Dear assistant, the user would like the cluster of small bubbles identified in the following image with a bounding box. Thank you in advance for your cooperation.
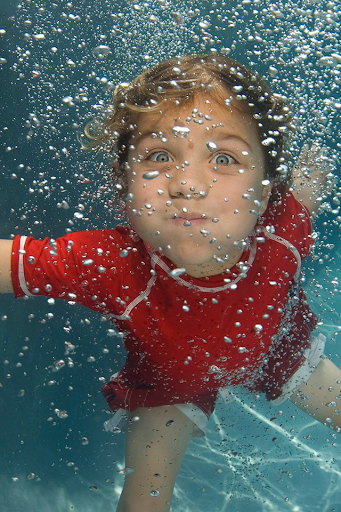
[54,409,68,419]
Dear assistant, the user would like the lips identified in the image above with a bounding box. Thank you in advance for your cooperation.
[171,212,208,220]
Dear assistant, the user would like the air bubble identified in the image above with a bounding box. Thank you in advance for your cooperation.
[33,33,46,40]
[199,20,210,29]
[52,360,65,372]
[150,490,161,497]
[168,268,186,277]
[172,66,181,74]
[142,170,160,180]
[317,55,341,67]
[55,409,68,419]
[206,141,217,152]
[208,365,222,374]
[200,229,211,237]
[171,12,184,24]
[82,259,94,266]
[262,137,276,146]
[172,126,190,138]
[92,45,111,58]
[118,467,135,476]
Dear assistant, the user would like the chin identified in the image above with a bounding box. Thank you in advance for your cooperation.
[165,249,216,268]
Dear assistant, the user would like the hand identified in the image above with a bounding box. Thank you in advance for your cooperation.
[291,143,335,214]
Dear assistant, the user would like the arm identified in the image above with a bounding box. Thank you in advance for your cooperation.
[0,240,14,293]
[290,358,341,432]
[291,144,335,215]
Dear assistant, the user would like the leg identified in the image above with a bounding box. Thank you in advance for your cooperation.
[291,357,341,431]
[116,405,195,512]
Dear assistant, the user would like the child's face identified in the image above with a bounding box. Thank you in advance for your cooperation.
[125,94,271,278]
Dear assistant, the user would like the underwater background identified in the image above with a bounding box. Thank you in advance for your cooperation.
[1,0,341,510]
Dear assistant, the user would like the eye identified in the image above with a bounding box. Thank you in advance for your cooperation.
[147,151,172,163]
[212,153,236,165]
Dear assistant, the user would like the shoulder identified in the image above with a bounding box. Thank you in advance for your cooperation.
[261,190,313,258]
[12,226,145,276]
[48,226,143,256]
[63,226,140,246]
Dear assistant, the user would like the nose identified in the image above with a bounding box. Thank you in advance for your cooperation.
[168,168,209,200]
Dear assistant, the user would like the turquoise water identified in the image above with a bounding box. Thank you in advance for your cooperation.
[1,0,341,510]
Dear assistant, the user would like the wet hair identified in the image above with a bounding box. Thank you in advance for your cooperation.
[85,54,294,197]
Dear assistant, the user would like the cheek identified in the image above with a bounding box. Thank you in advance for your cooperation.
[127,182,165,218]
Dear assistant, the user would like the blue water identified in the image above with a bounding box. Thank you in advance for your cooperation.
[1,0,341,510]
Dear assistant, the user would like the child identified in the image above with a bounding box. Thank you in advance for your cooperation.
[0,54,339,512]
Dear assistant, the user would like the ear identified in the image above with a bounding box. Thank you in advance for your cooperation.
[259,182,272,214]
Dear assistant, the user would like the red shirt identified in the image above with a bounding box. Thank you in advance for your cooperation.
[11,191,316,413]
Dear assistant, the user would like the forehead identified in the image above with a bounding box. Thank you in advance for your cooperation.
[132,93,259,143]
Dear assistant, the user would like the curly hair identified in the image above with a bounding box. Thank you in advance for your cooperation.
[85,54,294,197]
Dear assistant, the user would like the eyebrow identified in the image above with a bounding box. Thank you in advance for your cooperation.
[133,132,160,146]
[134,130,253,152]
[210,132,253,151]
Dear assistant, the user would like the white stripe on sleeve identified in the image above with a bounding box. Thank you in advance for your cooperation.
[18,236,33,297]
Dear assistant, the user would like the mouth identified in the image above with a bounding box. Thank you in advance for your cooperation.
[169,212,210,226]
[170,212,209,220]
